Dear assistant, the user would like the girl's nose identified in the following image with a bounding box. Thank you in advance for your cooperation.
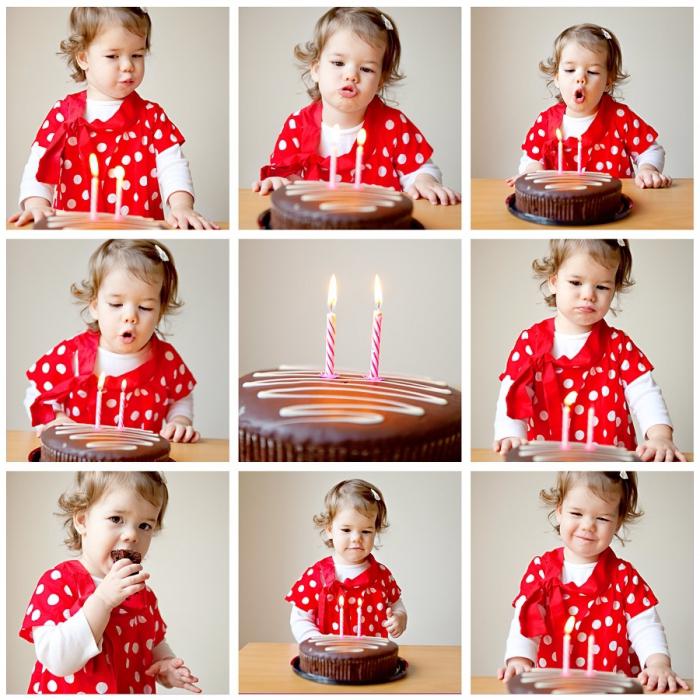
[121,307,137,324]
[344,66,359,82]
[120,57,135,72]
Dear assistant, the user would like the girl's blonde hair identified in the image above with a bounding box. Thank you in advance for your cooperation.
[540,471,642,544]
[532,239,634,310]
[57,471,168,551]
[71,239,182,333]
[539,24,628,101]
[313,479,389,549]
[59,7,152,83]
[295,7,403,102]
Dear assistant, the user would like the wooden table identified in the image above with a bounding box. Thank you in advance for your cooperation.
[471,178,693,229]
[239,642,461,693]
[6,220,229,230]
[471,448,693,462]
[472,676,693,694]
[239,188,462,230]
[7,430,229,462]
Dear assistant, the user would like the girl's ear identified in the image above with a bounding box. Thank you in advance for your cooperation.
[554,504,562,526]
[76,51,89,71]
[88,298,99,321]
[73,510,87,537]
[310,61,320,83]
[547,274,558,296]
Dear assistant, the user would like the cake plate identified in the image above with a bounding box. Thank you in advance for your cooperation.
[505,193,632,226]
[257,210,424,230]
[290,656,408,685]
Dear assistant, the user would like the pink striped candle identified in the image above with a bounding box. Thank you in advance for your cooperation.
[328,124,340,189]
[89,154,99,220]
[354,128,367,189]
[562,615,575,675]
[322,275,338,378]
[357,598,363,636]
[367,275,383,380]
[339,595,345,636]
[556,128,563,174]
[112,165,125,219]
[94,372,106,428]
[117,379,127,429]
[577,136,583,174]
[586,633,595,675]
[586,406,595,448]
[561,391,577,449]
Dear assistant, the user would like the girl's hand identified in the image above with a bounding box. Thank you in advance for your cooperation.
[382,607,407,638]
[252,176,293,195]
[166,206,219,230]
[493,437,528,454]
[9,197,54,227]
[497,656,533,682]
[406,174,461,205]
[635,165,672,189]
[145,656,202,693]
[636,425,686,462]
[161,418,200,443]
[93,558,149,610]
[638,655,689,693]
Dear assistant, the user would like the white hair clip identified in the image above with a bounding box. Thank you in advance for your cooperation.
[371,488,381,501]
[617,239,626,247]
[154,244,169,262]
[602,28,612,40]
[619,471,628,480]
[381,14,393,31]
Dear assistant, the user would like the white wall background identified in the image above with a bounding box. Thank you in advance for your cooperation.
[240,239,461,389]
[6,471,229,694]
[240,7,461,191]
[472,7,693,178]
[239,471,461,647]
[471,471,693,678]
[7,239,229,439]
[471,239,693,453]
[6,7,229,222]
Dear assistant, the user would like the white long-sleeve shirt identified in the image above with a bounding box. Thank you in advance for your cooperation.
[504,559,670,669]
[494,328,672,441]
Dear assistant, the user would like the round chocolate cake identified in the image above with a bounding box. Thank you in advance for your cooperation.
[33,212,167,230]
[40,424,170,462]
[269,181,413,229]
[514,171,623,224]
[299,636,399,684]
[505,441,640,462]
[239,368,461,461]
[507,669,642,694]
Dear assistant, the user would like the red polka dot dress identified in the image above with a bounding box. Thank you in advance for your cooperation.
[501,318,652,450]
[514,547,657,676]
[20,559,167,694]
[260,96,433,190]
[285,555,401,637]
[32,91,185,218]
[26,330,196,431]
[522,94,658,177]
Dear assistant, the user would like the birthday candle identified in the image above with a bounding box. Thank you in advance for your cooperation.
[328,124,340,189]
[556,128,563,174]
[586,407,595,448]
[577,136,583,174]
[357,598,363,637]
[562,615,575,675]
[561,391,577,449]
[354,128,367,188]
[339,595,345,636]
[89,154,99,220]
[113,165,125,218]
[587,634,595,675]
[367,275,383,380]
[117,379,127,429]
[322,275,337,378]
[94,372,106,428]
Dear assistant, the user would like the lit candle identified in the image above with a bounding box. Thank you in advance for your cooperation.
[94,372,106,429]
[357,598,363,637]
[577,136,583,174]
[367,275,383,380]
[328,124,340,189]
[117,379,127,429]
[354,128,367,189]
[587,634,595,675]
[556,128,563,174]
[73,350,79,377]
[562,615,575,675]
[339,595,345,637]
[112,165,125,218]
[586,406,595,448]
[89,154,99,220]
[322,274,337,378]
[561,391,577,449]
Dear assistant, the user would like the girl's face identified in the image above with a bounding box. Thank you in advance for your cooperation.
[77,24,146,101]
[75,485,161,577]
[556,485,621,564]
[310,27,385,128]
[548,251,617,334]
[326,506,377,566]
[555,40,611,117]
[89,266,163,355]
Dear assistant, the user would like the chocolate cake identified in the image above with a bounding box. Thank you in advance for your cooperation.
[513,171,623,225]
[505,441,640,462]
[40,424,170,462]
[110,549,142,566]
[33,212,168,229]
[507,669,642,694]
[239,368,461,461]
[269,181,413,229]
[299,636,399,683]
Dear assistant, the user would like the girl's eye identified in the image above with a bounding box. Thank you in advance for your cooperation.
[139,306,153,312]
[109,516,122,524]
[597,517,610,522]
[564,69,575,73]
[596,285,610,291]
[568,280,582,286]
[361,67,375,73]
[109,303,123,308]
[588,71,600,75]
[139,523,152,531]
[570,511,582,517]
[341,528,351,533]
[331,60,344,67]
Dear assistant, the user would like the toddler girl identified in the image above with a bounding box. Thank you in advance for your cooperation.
[493,239,684,462]
[498,472,688,693]
[509,24,670,189]
[10,7,217,229]
[254,7,460,205]
[285,479,407,641]
[20,471,201,694]
[26,239,199,443]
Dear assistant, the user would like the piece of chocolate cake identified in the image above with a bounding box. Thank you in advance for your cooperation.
[110,549,142,566]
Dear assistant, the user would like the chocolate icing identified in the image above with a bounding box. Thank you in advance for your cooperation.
[110,549,142,565]
[505,441,640,462]
[270,181,413,229]
[507,669,643,694]
[239,368,461,461]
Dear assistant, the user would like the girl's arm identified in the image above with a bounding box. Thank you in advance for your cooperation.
[165,190,218,230]
[493,376,528,453]
[290,604,321,642]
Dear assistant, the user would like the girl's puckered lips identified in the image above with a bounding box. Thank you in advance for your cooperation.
[339,84,358,98]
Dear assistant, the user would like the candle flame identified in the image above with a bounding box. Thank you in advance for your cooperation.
[358,598,363,606]
[327,274,337,311]
[339,595,344,606]
[556,128,563,141]
[374,274,382,308]
[121,379,127,391]
[564,615,575,635]
[112,165,125,182]
[89,153,99,178]
[97,372,106,391]
[563,390,578,408]
[357,128,367,147]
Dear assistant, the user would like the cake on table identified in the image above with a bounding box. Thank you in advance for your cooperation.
[39,424,171,462]
[298,635,400,684]
[239,368,461,461]
[512,171,624,225]
[507,669,642,694]
[268,181,414,229]
[505,441,640,462]
[33,212,168,230]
